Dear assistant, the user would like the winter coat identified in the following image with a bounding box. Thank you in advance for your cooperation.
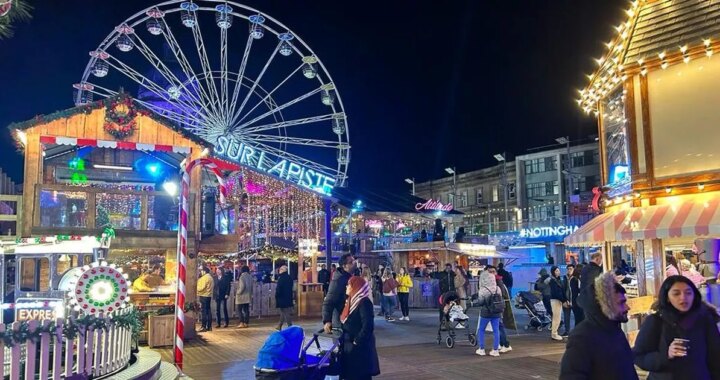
[397,274,413,293]
[549,276,568,303]
[535,274,551,297]
[569,277,581,305]
[477,271,502,319]
[322,268,352,324]
[559,282,638,380]
[318,269,331,285]
[235,272,254,305]
[382,277,398,295]
[197,273,214,298]
[341,297,380,378]
[498,268,513,288]
[216,273,232,300]
[633,304,720,380]
[577,262,603,310]
[454,272,467,297]
[497,279,516,329]
[275,273,294,309]
[212,275,219,299]
[437,270,456,294]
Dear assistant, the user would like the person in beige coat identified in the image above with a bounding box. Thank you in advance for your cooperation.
[235,266,254,328]
[454,267,468,310]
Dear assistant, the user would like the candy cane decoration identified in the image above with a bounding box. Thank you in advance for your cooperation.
[175,158,226,370]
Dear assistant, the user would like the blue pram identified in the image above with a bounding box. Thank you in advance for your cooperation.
[254,327,341,380]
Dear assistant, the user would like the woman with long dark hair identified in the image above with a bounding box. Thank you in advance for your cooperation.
[569,263,584,326]
[548,266,568,341]
[665,254,681,277]
[633,275,720,379]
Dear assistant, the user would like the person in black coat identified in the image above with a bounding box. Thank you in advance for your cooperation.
[633,275,720,379]
[548,266,568,341]
[275,265,294,330]
[340,276,380,380]
[577,252,603,310]
[436,263,456,295]
[559,272,638,380]
[497,262,514,296]
[569,264,584,326]
[318,264,331,297]
[322,253,356,332]
[214,268,232,328]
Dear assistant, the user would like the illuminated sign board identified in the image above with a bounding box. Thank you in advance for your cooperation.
[214,136,336,195]
[519,225,579,239]
[415,199,453,212]
[4,298,65,322]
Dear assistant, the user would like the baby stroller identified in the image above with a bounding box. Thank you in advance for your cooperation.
[514,291,551,332]
[436,291,478,348]
[255,326,341,380]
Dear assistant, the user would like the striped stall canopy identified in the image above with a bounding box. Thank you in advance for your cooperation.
[39,135,192,154]
[565,198,720,246]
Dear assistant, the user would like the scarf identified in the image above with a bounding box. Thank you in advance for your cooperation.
[341,278,370,323]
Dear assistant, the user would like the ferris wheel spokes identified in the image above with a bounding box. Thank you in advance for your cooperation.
[231,41,280,129]
[244,139,339,176]
[240,114,336,134]
[233,63,303,127]
[189,9,223,118]
[235,86,324,131]
[246,135,348,149]
[227,33,256,128]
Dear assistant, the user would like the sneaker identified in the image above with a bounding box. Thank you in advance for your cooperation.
[455,323,466,329]
[386,317,395,322]
[551,334,563,341]
[561,331,569,337]
[499,346,513,353]
[489,350,500,357]
[405,316,410,321]
[475,348,486,356]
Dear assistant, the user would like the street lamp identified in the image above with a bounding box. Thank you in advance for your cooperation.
[444,167,456,207]
[556,136,571,220]
[494,153,509,232]
[404,178,415,196]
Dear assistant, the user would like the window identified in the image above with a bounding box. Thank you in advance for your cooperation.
[553,181,559,195]
[492,185,499,202]
[448,193,455,206]
[461,191,468,207]
[476,188,483,204]
[525,157,558,174]
[19,258,50,292]
[508,183,516,199]
[526,182,544,198]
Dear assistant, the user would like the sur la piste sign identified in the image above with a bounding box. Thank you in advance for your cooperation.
[214,136,336,195]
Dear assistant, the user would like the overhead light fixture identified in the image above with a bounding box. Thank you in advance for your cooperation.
[698,183,705,191]
[16,130,27,147]
[493,154,505,162]
[665,187,672,194]
[404,178,414,184]
[444,167,455,174]
[93,164,133,171]
[201,148,210,157]
[162,181,178,196]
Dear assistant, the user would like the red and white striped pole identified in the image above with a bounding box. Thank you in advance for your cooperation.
[175,158,226,370]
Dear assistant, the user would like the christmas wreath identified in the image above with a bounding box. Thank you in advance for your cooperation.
[104,95,137,140]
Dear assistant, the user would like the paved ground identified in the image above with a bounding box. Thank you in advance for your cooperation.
[154,306,572,380]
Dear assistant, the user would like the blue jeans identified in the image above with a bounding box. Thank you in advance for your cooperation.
[478,317,500,350]
[382,295,396,318]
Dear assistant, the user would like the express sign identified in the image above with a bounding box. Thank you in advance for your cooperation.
[214,136,336,196]
[519,225,579,239]
[7,299,64,322]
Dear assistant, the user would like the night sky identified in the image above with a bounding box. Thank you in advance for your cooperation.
[0,0,628,191]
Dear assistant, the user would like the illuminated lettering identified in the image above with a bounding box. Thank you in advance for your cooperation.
[257,151,267,171]
[241,146,256,166]
[286,163,303,182]
[268,160,287,177]
[215,136,229,155]
[415,199,454,212]
[519,225,579,239]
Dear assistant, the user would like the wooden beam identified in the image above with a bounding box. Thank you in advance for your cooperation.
[639,74,655,188]
[624,78,640,177]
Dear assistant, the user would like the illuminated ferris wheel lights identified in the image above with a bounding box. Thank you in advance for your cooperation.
[216,4,233,29]
[167,85,181,99]
[279,41,293,56]
[302,63,317,79]
[249,15,266,39]
[332,114,346,135]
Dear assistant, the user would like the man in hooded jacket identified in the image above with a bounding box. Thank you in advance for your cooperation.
[559,272,638,380]
[323,253,356,333]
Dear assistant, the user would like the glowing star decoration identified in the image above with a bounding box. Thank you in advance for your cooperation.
[69,261,128,315]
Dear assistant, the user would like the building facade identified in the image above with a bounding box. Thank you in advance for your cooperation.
[515,141,600,229]
[414,162,518,235]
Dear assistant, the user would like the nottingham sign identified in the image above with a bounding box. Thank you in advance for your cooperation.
[214,136,336,196]
[519,225,579,239]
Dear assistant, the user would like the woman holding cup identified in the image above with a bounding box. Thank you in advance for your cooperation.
[633,275,720,379]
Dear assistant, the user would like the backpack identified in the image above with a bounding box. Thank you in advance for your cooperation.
[483,286,505,315]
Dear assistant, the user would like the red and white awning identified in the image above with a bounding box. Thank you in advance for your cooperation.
[565,198,720,246]
[40,136,191,154]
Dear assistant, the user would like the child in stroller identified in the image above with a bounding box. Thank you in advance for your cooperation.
[436,291,477,348]
[514,290,551,331]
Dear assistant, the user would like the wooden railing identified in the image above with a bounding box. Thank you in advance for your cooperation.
[0,308,134,380]
[0,195,21,239]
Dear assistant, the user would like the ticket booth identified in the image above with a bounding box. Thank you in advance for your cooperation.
[297,239,324,317]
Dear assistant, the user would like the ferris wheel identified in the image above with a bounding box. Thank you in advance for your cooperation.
[74,0,350,188]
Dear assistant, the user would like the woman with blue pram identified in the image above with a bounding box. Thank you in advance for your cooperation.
[341,276,380,380]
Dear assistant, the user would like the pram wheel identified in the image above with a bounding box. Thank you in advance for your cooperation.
[445,336,455,348]
[468,334,477,347]
[537,326,543,332]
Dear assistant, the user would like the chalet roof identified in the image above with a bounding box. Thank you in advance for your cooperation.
[8,92,209,148]
[578,0,720,113]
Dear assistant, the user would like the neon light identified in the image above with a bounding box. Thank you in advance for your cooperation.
[415,199,453,212]
[365,219,383,229]
[519,225,580,239]
[215,136,335,195]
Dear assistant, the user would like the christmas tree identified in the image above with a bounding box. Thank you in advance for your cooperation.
[96,205,110,228]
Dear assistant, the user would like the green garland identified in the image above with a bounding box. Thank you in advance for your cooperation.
[7,92,209,148]
[2,307,141,348]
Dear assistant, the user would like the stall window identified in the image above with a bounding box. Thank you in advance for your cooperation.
[55,254,79,276]
[19,258,50,292]
[601,89,632,187]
